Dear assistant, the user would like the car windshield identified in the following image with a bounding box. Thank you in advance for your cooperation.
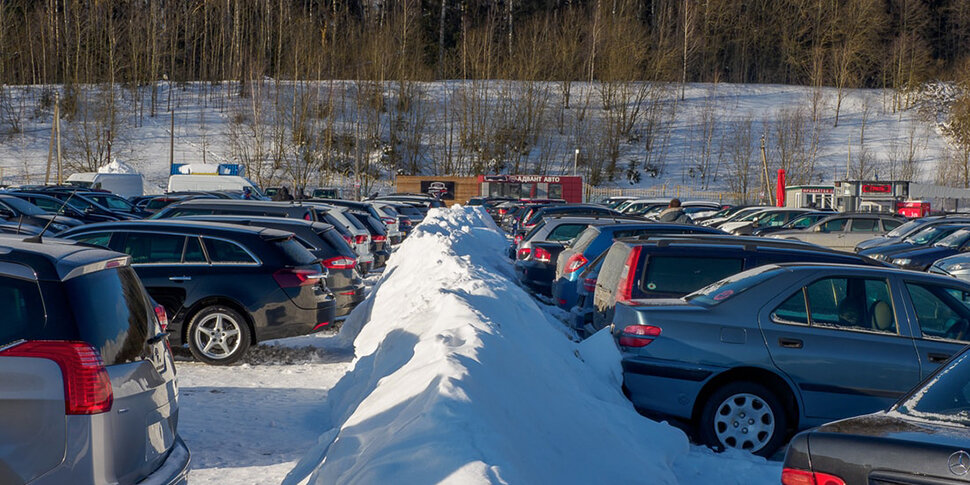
[0,196,47,216]
[936,229,970,249]
[895,349,970,426]
[887,219,925,238]
[87,194,135,211]
[905,226,950,245]
[738,210,770,222]
[685,266,786,306]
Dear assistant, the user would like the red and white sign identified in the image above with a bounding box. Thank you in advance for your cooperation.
[862,184,892,194]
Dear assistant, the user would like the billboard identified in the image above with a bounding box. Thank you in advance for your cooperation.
[420,180,456,200]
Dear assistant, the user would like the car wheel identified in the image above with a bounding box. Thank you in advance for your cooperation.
[698,381,788,457]
[187,305,252,365]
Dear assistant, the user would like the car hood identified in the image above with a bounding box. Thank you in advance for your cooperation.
[35,214,84,227]
[856,235,900,250]
[860,241,924,257]
[889,246,955,260]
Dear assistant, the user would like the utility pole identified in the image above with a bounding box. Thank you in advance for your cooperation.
[573,148,580,176]
[166,74,175,174]
[55,94,62,185]
[760,134,773,206]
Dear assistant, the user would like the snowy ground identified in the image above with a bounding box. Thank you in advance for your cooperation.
[176,206,781,484]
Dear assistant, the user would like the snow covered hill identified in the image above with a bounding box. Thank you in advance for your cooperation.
[0,81,952,198]
[281,205,780,484]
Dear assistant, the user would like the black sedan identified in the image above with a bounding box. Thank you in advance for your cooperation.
[860,223,970,262]
[783,347,970,485]
[888,228,970,270]
[0,193,83,233]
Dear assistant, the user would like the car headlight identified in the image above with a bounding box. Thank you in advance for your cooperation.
[893,258,912,266]
[946,262,970,272]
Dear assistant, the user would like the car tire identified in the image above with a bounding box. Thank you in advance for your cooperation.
[698,381,788,457]
[187,305,252,365]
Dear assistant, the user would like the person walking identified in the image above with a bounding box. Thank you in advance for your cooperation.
[657,198,692,224]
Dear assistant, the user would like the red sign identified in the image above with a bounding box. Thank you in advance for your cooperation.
[801,188,833,194]
[862,184,892,194]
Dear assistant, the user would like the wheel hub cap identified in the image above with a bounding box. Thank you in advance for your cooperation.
[713,392,775,452]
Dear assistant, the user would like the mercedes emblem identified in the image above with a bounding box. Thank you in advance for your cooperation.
[949,450,970,476]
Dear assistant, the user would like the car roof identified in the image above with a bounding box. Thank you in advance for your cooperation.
[174,199,309,207]
[62,219,293,238]
[617,233,850,252]
[770,261,963,278]
[175,214,334,230]
[0,235,129,280]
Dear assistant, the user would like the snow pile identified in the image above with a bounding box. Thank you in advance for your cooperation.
[97,158,136,174]
[284,206,780,484]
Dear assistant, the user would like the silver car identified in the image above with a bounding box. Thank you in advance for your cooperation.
[769,213,904,251]
[0,236,188,484]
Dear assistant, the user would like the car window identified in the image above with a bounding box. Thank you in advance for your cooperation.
[124,233,185,264]
[70,232,112,248]
[204,238,257,264]
[641,256,744,296]
[548,224,588,242]
[805,277,896,333]
[850,218,878,232]
[904,283,970,342]
[26,196,62,212]
[772,290,809,325]
[685,265,784,306]
[887,219,922,237]
[524,221,546,241]
[89,195,133,211]
[895,350,970,426]
[882,219,903,231]
[571,227,600,252]
[64,266,151,365]
[0,274,46,345]
[184,236,207,263]
[820,218,846,232]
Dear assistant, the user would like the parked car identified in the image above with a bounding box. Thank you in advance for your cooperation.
[12,188,142,220]
[513,216,644,294]
[768,213,904,251]
[885,228,970,270]
[0,220,43,235]
[750,212,833,236]
[174,215,366,317]
[59,220,337,365]
[0,236,189,484]
[783,346,970,485]
[552,223,727,309]
[718,208,817,235]
[612,263,970,456]
[615,198,670,215]
[598,196,638,209]
[151,198,316,220]
[515,204,622,240]
[0,193,83,233]
[859,223,970,262]
[699,205,769,227]
[591,235,886,333]
[9,190,126,223]
[929,252,970,282]
[639,200,721,220]
[853,215,970,252]
[74,191,152,218]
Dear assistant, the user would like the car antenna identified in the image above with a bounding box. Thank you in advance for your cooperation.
[24,190,77,243]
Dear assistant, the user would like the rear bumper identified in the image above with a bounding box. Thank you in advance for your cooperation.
[551,278,579,309]
[514,261,554,295]
[621,356,719,420]
[256,297,337,341]
[334,284,366,317]
[136,436,190,485]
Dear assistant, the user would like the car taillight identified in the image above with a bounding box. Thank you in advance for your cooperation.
[0,341,113,415]
[381,217,396,225]
[533,247,553,263]
[564,254,588,274]
[373,235,387,242]
[615,246,643,302]
[517,248,532,260]
[781,468,846,485]
[355,235,369,244]
[154,303,168,332]
[514,234,524,244]
[498,209,507,215]
[342,234,353,244]
[618,325,661,347]
[323,256,357,269]
[273,268,325,288]
[583,277,597,292]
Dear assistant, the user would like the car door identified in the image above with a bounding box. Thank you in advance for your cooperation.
[802,217,848,247]
[840,217,883,251]
[898,280,970,378]
[759,273,921,422]
[115,231,200,322]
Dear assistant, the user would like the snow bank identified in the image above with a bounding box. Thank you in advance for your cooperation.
[285,206,780,484]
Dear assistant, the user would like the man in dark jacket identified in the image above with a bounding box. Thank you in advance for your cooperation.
[657,198,691,223]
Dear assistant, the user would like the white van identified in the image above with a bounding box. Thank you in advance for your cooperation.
[167,174,263,195]
[66,172,144,198]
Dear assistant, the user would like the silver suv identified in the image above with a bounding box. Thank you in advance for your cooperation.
[0,236,189,484]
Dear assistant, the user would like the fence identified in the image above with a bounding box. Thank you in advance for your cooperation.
[585,185,760,205]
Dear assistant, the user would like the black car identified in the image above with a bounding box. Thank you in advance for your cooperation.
[859,223,970,262]
[8,191,122,224]
[887,228,970,270]
[750,212,833,236]
[174,215,366,317]
[151,199,317,220]
[59,220,336,365]
[0,193,84,233]
[783,347,970,485]
[347,211,391,268]
[11,190,133,222]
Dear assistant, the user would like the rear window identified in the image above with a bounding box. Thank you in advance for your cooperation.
[895,350,970,426]
[316,228,357,258]
[64,267,151,365]
[686,266,786,306]
[571,227,600,252]
[524,221,546,241]
[0,274,46,346]
[641,256,744,296]
[597,244,633,296]
[276,238,318,265]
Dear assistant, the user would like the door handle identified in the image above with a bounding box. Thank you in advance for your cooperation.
[778,337,803,349]
[928,352,951,364]
[169,276,192,282]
